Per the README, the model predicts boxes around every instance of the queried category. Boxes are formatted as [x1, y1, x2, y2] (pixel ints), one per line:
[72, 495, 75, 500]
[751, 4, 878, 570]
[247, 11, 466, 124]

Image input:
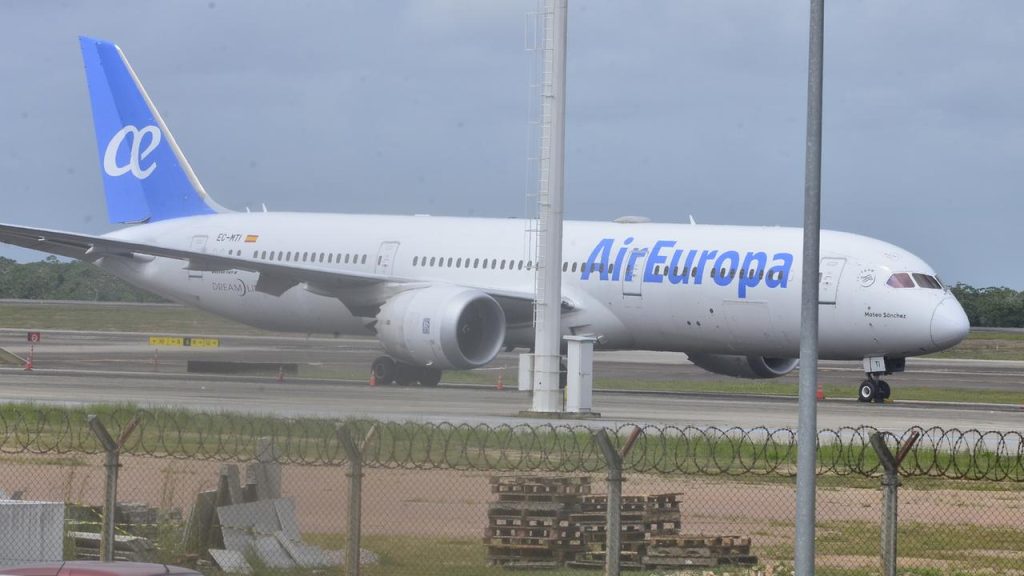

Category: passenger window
[474, 258, 480, 268]
[456, 258, 462, 268]
[562, 262, 568, 272]
[491, 259, 497, 269]
[913, 273, 942, 289]
[886, 273, 915, 288]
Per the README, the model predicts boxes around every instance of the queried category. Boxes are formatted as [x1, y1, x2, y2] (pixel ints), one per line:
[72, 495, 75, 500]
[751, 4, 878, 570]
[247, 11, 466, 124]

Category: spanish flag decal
[244, 234, 259, 243]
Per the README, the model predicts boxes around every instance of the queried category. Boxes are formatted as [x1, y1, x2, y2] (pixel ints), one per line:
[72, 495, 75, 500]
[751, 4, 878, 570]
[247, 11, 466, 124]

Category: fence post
[87, 414, 139, 562]
[869, 430, 920, 576]
[594, 427, 642, 576]
[337, 423, 377, 576]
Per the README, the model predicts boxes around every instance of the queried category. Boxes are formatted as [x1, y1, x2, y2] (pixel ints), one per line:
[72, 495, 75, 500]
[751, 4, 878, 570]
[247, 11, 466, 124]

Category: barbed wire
[0, 408, 1020, 481]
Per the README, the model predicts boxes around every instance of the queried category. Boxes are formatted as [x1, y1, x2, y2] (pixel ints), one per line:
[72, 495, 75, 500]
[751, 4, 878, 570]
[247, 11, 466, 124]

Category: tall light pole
[796, 0, 825, 574]
[531, 0, 568, 413]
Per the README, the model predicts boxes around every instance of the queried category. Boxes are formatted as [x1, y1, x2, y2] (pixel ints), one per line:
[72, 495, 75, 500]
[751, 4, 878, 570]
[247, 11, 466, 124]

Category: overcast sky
[1, 1, 1021, 288]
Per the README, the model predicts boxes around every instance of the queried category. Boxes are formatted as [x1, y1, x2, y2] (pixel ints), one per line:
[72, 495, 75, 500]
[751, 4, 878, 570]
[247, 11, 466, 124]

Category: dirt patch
[1, 455, 1022, 572]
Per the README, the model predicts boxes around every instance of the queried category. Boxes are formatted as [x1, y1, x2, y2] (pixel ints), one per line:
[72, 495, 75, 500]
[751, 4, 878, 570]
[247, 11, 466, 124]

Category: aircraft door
[819, 257, 846, 305]
[375, 241, 400, 276]
[621, 248, 648, 298]
[188, 235, 208, 280]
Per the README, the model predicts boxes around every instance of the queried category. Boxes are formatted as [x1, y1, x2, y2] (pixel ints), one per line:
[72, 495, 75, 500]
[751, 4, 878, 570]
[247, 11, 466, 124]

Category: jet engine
[375, 286, 506, 370]
[687, 353, 798, 379]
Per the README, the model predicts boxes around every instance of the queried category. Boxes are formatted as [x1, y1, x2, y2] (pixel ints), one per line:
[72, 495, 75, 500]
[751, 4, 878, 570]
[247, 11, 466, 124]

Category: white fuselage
[98, 212, 963, 361]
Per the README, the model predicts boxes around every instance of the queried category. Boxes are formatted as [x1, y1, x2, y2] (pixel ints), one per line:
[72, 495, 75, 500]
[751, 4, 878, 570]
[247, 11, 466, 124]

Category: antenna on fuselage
[689, 215, 697, 225]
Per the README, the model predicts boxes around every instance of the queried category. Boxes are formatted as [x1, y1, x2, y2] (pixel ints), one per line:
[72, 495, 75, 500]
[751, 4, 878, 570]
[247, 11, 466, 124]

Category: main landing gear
[371, 356, 442, 387]
[857, 356, 905, 403]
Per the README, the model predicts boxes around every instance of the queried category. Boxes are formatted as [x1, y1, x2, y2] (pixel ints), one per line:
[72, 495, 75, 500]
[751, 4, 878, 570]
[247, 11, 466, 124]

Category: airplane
[0, 37, 970, 404]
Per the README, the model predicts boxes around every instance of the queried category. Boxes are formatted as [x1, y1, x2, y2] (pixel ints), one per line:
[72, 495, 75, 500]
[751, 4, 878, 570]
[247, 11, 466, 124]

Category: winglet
[79, 36, 229, 223]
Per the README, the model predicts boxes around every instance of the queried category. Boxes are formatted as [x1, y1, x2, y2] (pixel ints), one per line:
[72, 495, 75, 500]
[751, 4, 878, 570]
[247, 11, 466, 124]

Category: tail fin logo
[103, 125, 161, 179]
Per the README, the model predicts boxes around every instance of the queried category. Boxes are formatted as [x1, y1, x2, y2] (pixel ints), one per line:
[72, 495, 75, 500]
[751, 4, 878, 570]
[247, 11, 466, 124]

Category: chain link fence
[0, 407, 1021, 574]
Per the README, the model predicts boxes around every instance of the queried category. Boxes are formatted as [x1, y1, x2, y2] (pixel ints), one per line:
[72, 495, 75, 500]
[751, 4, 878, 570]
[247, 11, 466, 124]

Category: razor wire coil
[0, 408, 1021, 481]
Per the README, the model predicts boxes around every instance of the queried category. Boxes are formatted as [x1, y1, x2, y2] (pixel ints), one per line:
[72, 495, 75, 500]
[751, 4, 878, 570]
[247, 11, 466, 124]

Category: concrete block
[217, 498, 299, 553]
[275, 531, 341, 568]
[209, 549, 252, 574]
[253, 535, 294, 569]
[221, 464, 244, 505]
[0, 501, 65, 563]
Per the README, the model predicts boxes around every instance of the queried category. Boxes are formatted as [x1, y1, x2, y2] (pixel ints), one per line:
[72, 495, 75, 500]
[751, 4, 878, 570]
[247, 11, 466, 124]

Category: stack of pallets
[485, 479, 757, 570]
[566, 493, 683, 569]
[484, 476, 590, 569]
[644, 534, 758, 569]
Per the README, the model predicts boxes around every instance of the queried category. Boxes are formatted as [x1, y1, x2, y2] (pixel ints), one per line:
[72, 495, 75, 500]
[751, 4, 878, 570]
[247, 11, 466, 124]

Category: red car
[0, 563, 201, 576]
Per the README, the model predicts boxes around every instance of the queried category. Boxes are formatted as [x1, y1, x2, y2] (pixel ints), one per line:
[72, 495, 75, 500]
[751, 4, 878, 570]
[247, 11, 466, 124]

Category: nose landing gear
[858, 356, 903, 403]
[857, 376, 891, 403]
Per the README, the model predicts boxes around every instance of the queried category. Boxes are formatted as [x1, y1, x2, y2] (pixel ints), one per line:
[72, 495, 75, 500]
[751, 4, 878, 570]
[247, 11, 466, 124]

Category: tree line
[0, 257, 164, 302]
[950, 283, 1024, 328]
[1, 257, 1022, 327]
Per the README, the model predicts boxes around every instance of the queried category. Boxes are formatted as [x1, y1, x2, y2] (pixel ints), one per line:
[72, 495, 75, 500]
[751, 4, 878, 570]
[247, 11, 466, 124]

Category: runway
[1, 328, 1022, 432]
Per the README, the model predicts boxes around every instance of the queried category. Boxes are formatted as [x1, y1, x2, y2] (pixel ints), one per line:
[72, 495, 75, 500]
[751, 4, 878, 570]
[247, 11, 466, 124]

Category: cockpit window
[913, 273, 942, 289]
[886, 273, 915, 288]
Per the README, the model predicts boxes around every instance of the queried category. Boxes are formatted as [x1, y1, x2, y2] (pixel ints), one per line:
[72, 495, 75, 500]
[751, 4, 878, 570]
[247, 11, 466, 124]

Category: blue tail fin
[79, 36, 228, 224]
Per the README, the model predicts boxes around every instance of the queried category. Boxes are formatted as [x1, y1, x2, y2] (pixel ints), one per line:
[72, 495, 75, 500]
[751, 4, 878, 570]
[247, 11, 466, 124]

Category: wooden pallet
[644, 534, 756, 568]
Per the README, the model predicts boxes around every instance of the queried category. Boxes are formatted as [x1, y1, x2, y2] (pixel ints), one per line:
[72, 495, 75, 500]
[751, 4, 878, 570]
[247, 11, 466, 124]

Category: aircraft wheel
[371, 356, 397, 385]
[395, 363, 417, 386]
[876, 380, 891, 401]
[858, 380, 877, 403]
[418, 367, 442, 387]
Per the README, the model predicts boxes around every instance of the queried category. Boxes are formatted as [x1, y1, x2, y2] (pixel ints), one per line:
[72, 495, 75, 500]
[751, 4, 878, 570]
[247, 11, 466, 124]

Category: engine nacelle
[687, 353, 798, 379]
[376, 286, 506, 370]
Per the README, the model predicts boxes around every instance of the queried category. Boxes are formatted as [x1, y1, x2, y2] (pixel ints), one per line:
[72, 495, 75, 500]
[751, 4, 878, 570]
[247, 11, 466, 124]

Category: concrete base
[516, 410, 603, 420]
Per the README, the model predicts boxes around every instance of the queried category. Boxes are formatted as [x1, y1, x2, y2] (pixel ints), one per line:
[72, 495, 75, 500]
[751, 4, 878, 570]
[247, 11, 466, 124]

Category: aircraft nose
[930, 297, 970, 350]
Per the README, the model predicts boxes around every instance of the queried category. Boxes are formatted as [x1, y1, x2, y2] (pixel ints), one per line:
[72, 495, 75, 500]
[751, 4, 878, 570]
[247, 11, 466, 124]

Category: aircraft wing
[0, 223, 571, 321]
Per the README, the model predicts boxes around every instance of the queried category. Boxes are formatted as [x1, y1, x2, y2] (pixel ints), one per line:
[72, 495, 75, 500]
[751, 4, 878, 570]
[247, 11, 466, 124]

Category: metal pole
[88, 415, 138, 563]
[531, 0, 568, 413]
[796, 0, 825, 574]
[594, 427, 641, 576]
[870, 431, 920, 576]
[338, 424, 377, 576]
[594, 429, 622, 576]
